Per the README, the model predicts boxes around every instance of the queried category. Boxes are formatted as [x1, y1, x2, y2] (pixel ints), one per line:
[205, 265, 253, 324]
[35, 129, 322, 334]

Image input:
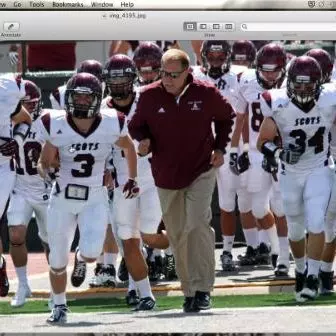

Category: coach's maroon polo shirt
[128, 73, 235, 190]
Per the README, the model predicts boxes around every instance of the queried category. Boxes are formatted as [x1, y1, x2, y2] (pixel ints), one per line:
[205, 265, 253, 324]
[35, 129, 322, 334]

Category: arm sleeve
[36, 112, 52, 143]
[260, 91, 273, 118]
[211, 86, 235, 153]
[235, 88, 248, 115]
[128, 92, 152, 141]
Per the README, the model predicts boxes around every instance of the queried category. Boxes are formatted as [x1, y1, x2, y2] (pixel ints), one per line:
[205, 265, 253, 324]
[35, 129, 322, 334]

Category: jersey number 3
[71, 154, 95, 177]
[289, 127, 325, 154]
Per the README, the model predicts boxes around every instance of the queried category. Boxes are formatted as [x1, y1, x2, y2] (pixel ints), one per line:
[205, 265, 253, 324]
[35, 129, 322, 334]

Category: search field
[240, 22, 336, 31]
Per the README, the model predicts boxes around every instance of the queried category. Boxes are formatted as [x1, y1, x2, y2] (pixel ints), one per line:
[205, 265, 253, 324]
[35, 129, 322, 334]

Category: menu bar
[0, 0, 333, 10]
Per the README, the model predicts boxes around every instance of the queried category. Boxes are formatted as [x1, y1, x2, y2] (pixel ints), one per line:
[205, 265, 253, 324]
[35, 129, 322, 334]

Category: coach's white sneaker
[11, 284, 32, 307]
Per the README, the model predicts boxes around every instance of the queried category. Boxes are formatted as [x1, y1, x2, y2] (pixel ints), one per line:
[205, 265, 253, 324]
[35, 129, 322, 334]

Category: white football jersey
[102, 90, 154, 186]
[0, 74, 25, 166]
[329, 78, 336, 158]
[192, 66, 239, 108]
[192, 66, 239, 156]
[49, 84, 66, 110]
[260, 84, 336, 173]
[13, 119, 49, 202]
[236, 69, 286, 159]
[38, 109, 127, 190]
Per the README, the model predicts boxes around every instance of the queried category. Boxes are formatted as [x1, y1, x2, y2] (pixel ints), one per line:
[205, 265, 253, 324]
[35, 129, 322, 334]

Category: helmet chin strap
[208, 66, 224, 79]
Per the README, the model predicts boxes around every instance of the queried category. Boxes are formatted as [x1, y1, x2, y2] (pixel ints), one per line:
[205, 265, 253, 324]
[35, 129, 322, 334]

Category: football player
[306, 48, 336, 294]
[7, 80, 50, 307]
[192, 40, 257, 271]
[0, 74, 32, 298]
[37, 72, 139, 323]
[257, 56, 336, 301]
[133, 42, 177, 282]
[50, 59, 104, 110]
[102, 54, 169, 310]
[230, 43, 288, 270]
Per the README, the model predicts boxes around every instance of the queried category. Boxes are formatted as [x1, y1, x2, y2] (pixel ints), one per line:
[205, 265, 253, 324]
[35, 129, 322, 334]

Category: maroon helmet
[305, 48, 333, 84]
[103, 54, 137, 100]
[256, 43, 287, 89]
[21, 80, 42, 121]
[201, 40, 231, 79]
[77, 59, 104, 82]
[64, 73, 102, 119]
[231, 40, 256, 66]
[133, 42, 163, 85]
[287, 56, 322, 108]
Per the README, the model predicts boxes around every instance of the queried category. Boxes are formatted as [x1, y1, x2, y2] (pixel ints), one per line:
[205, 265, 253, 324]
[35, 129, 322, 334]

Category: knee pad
[237, 192, 252, 213]
[218, 190, 236, 212]
[270, 198, 285, 218]
[117, 226, 141, 240]
[251, 201, 270, 219]
[287, 214, 306, 242]
[306, 211, 325, 235]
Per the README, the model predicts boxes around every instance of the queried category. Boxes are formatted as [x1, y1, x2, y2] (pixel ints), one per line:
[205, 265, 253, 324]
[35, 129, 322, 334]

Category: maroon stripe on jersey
[52, 89, 61, 105]
[237, 72, 244, 83]
[262, 91, 272, 109]
[67, 113, 102, 138]
[117, 111, 126, 133]
[41, 112, 51, 135]
[106, 97, 114, 109]
[15, 74, 22, 89]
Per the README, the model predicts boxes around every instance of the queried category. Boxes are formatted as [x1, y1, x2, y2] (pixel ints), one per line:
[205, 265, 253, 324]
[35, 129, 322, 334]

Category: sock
[15, 266, 28, 286]
[53, 292, 66, 306]
[165, 247, 173, 256]
[76, 250, 85, 262]
[294, 256, 306, 274]
[223, 235, 235, 253]
[104, 252, 113, 266]
[153, 249, 162, 257]
[243, 228, 259, 249]
[320, 261, 334, 273]
[104, 253, 118, 266]
[96, 254, 104, 264]
[307, 258, 321, 277]
[0, 256, 3, 268]
[265, 225, 280, 255]
[135, 277, 154, 299]
[128, 274, 136, 291]
[278, 237, 290, 266]
[258, 230, 269, 245]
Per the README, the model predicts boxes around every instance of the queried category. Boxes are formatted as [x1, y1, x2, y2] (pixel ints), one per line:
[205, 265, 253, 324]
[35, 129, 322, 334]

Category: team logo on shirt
[69, 143, 100, 152]
[188, 101, 202, 111]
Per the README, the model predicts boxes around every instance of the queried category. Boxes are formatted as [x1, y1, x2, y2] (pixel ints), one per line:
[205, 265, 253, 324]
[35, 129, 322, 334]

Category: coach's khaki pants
[157, 168, 216, 297]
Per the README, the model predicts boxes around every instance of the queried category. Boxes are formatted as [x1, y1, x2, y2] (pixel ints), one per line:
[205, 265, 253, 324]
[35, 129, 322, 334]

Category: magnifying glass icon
[241, 23, 247, 30]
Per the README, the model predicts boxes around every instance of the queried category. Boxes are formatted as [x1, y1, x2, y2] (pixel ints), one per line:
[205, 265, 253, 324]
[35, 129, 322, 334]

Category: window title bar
[0, 0, 333, 10]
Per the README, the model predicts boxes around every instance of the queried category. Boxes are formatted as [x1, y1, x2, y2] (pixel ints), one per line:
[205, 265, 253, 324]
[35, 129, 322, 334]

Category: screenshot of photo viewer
[1, 0, 336, 333]
[0, 0, 336, 253]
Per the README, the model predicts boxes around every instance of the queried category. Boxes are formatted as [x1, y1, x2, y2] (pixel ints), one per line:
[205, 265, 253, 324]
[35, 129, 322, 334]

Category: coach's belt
[65, 184, 89, 201]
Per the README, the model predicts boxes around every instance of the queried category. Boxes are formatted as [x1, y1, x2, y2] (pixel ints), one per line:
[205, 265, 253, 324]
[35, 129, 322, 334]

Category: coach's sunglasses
[160, 68, 187, 79]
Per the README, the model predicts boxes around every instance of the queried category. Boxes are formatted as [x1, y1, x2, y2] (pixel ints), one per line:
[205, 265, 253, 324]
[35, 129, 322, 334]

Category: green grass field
[1, 293, 336, 315]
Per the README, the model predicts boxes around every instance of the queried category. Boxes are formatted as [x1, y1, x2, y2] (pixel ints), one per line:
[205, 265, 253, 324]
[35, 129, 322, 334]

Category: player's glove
[44, 167, 59, 188]
[262, 156, 278, 181]
[0, 139, 18, 157]
[123, 178, 140, 199]
[238, 151, 250, 174]
[279, 145, 303, 165]
[229, 151, 240, 176]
